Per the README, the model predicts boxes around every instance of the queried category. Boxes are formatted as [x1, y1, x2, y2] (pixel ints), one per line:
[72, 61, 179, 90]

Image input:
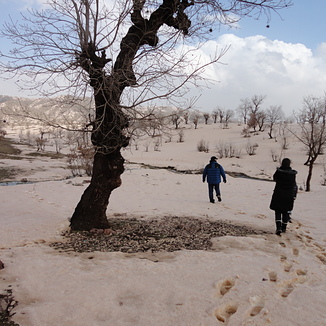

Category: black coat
[270, 167, 297, 212]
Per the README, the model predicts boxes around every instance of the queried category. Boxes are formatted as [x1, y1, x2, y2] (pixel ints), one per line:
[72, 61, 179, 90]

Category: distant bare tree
[171, 109, 183, 129]
[251, 95, 266, 112]
[217, 107, 225, 124]
[191, 112, 201, 129]
[223, 109, 234, 128]
[36, 129, 48, 151]
[293, 96, 326, 191]
[183, 112, 189, 124]
[203, 112, 211, 125]
[247, 95, 266, 131]
[212, 110, 219, 123]
[266, 105, 284, 139]
[278, 119, 291, 150]
[237, 98, 252, 124]
[247, 113, 258, 131]
[256, 110, 267, 131]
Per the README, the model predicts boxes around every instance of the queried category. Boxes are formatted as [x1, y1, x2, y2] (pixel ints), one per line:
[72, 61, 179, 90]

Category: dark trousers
[208, 183, 220, 202]
[275, 211, 290, 233]
[275, 211, 290, 224]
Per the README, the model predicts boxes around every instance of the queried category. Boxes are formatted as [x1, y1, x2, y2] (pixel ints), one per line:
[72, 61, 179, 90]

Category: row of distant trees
[167, 94, 284, 136]
[2, 91, 325, 193]
[167, 93, 326, 192]
[171, 107, 235, 129]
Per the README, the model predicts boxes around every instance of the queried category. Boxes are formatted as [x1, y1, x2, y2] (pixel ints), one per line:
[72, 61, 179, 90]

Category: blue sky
[229, 0, 326, 51]
[1, 0, 326, 115]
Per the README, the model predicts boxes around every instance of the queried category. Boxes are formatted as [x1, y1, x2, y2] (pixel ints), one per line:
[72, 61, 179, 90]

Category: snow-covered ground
[1, 123, 326, 326]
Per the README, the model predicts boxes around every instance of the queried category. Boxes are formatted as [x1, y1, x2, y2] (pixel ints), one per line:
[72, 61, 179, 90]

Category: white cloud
[189, 34, 326, 115]
[2, 30, 326, 116]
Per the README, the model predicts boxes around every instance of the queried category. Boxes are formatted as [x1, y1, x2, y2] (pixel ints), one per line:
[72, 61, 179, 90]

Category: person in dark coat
[203, 156, 227, 203]
[270, 158, 297, 235]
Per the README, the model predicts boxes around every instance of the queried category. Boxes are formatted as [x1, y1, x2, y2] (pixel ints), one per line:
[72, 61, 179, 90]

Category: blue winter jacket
[203, 161, 226, 184]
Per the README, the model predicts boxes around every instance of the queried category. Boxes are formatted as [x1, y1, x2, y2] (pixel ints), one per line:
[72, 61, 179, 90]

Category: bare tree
[223, 109, 234, 128]
[35, 129, 48, 151]
[203, 112, 210, 125]
[293, 96, 326, 191]
[251, 95, 266, 113]
[278, 119, 291, 150]
[247, 94, 266, 131]
[217, 107, 225, 124]
[266, 105, 284, 139]
[183, 112, 189, 124]
[256, 110, 266, 131]
[171, 109, 183, 130]
[237, 98, 251, 124]
[1, 0, 292, 230]
[191, 111, 201, 129]
[212, 109, 219, 123]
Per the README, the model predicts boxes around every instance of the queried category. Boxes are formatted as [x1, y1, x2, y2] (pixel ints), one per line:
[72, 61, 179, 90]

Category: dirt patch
[0, 139, 21, 156]
[0, 168, 25, 182]
[26, 152, 66, 159]
[51, 216, 269, 253]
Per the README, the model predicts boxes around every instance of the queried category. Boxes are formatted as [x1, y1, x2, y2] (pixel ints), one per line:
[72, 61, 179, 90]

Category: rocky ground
[0, 288, 19, 326]
[51, 216, 269, 253]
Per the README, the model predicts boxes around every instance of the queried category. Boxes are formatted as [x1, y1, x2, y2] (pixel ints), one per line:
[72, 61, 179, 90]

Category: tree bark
[305, 154, 317, 192]
[305, 161, 313, 192]
[70, 150, 124, 230]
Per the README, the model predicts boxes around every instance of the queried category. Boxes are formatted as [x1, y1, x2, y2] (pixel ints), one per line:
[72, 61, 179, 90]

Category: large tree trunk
[69, 0, 193, 231]
[70, 150, 124, 230]
[70, 87, 128, 231]
[70, 78, 129, 229]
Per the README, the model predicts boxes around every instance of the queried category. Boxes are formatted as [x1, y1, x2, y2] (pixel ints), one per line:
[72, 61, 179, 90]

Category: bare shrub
[246, 141, 258, 155]
[235, 149, 242, 158]
[241, 127, 251, 138]
[165, 134, 173, 143]
[18, 129, 34, 146]
[215, 141, 237, 158]
[281, 137, 289, 150]
[177, 130, 185, 143]
[216, 143, 224, 158]
[153, 138, 161, 151]
[144, 140, 151, 152]
[271, 149, 279, 162]
[67, 145, 94, 176]
[197, 139, 209, 153]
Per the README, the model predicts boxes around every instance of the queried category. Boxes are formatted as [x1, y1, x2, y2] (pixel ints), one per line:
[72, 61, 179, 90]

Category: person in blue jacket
[202, 156, 227, 203]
